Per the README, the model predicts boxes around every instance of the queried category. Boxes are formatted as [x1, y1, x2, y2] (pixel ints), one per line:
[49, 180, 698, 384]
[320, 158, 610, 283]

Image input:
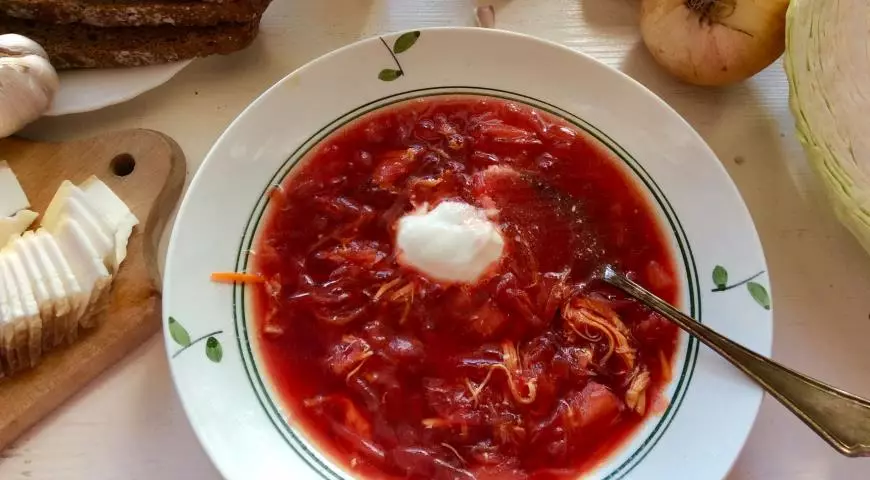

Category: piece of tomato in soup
[252, 96, 680, 480]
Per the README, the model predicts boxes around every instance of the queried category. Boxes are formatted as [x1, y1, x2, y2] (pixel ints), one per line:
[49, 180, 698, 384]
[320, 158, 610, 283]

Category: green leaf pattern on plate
[710, 267, 770, 310]
[712, 265, 728, 290]
[393, 31, 421, 54]
[169, 317, 224, 363]
[377, 31, 421, 81]
[169, 316, 191, 346]
[378, 69, 403, 81]
[746, 282, 771, 310]
[206, 337, 224, 363]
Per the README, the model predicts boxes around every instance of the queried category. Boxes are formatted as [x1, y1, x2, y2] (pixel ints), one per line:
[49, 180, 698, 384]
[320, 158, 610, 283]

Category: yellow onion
[640, 0, 790, 86]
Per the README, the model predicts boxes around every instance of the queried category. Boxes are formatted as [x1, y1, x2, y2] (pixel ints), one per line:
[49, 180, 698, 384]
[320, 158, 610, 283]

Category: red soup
[252, 97, 680, 480]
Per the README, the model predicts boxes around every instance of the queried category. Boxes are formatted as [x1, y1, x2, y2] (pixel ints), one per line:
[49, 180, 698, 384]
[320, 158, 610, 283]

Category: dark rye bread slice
[0, 14, 262, 69]
[0, 0, 272, 27]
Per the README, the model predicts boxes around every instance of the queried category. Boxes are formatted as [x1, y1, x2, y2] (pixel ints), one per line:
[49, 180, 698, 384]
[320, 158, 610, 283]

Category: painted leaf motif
[378, 69, 403, 81]
[712, 265, 728, 289]
[206, 337, 223, 363]
[747, 282, 771, 310]
[168, 317, 191, 347]
[393, 31, 421, 54]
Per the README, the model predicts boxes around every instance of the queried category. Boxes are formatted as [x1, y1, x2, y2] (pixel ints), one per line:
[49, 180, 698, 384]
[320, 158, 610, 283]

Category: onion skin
[640, 0, 790, 86]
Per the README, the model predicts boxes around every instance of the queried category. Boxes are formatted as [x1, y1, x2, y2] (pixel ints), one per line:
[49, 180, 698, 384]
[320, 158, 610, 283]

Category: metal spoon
[602, 265, 870, 457]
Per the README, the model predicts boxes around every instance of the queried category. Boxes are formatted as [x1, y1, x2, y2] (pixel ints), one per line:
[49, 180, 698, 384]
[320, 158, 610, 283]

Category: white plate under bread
[47, 61, 192, 116]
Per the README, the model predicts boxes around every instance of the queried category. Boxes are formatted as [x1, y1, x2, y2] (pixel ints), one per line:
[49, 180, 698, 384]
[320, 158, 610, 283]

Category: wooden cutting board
[0, 129, 186, 450]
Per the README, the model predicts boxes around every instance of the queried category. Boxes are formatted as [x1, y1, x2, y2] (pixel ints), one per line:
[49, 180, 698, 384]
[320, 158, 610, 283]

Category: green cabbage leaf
[786, 0, 870, 253]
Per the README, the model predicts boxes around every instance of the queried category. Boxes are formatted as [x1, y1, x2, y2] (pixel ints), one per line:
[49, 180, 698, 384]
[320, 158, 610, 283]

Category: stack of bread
[0, 0, 273, 69]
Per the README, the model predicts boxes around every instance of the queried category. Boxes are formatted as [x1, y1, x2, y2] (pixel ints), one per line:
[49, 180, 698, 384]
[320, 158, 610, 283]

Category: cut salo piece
[0, 255, 13, 376]
[14, 232, 64, 349]
[21, 232, 73, 347]
[0, 160, 30, 218]
[48, 219, 111, 329]
[0, 253, 30, 372]
[35, 230, 85, 342]
[79, 176, 139, 269]
[5, 249, 42, 367]
[0, 209, 37, 248]
[41, 181, 115, 271]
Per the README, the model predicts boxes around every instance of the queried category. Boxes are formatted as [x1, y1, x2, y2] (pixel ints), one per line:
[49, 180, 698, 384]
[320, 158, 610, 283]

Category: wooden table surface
[5, 1, 870, 478]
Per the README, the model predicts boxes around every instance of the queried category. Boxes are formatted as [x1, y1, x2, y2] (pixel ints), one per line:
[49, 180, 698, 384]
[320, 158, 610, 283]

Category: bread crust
[1, 0, 272, 27]
[0, 13, 263, 69]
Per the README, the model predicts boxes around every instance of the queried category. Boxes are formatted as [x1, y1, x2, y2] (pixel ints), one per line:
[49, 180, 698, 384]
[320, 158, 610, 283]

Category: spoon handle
[603, 266, 870, 457]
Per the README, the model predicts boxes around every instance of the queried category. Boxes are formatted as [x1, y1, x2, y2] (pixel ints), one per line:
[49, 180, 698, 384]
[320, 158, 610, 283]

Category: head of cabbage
[786, 0, 870, 253]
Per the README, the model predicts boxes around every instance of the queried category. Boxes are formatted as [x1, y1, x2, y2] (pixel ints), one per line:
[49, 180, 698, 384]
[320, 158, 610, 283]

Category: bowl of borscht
[164, 27, 773, 480]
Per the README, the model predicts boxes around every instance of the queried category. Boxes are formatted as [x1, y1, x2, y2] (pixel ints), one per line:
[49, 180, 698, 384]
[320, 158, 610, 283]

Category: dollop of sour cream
[396, 201, 504, 283]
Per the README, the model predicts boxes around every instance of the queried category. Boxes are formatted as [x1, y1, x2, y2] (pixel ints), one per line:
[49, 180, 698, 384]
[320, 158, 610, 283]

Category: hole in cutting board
[111, 153, 136, 177]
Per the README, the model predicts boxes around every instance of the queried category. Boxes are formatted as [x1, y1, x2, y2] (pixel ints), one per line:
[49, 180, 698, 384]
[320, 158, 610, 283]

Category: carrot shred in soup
[252, 97, 680, 479]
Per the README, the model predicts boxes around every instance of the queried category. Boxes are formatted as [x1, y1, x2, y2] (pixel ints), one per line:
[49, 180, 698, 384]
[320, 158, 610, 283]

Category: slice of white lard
[79, 176, 139, 267]
[0, 161, 29, 218]
[396, 201, 504, 283]
[0, 210, 37, 248]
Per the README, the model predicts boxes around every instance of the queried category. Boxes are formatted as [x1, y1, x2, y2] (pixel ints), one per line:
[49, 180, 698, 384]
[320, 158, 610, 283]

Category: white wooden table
[4, 1, 870, 478]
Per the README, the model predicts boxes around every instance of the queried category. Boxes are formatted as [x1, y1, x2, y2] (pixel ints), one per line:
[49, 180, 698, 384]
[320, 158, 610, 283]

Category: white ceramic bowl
[163, 27, 772, 480]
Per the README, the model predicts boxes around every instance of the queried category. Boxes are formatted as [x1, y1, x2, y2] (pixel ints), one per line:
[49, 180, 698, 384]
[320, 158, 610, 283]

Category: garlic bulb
[0, 34, 59, 138]
[475, 6, 496, 28]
